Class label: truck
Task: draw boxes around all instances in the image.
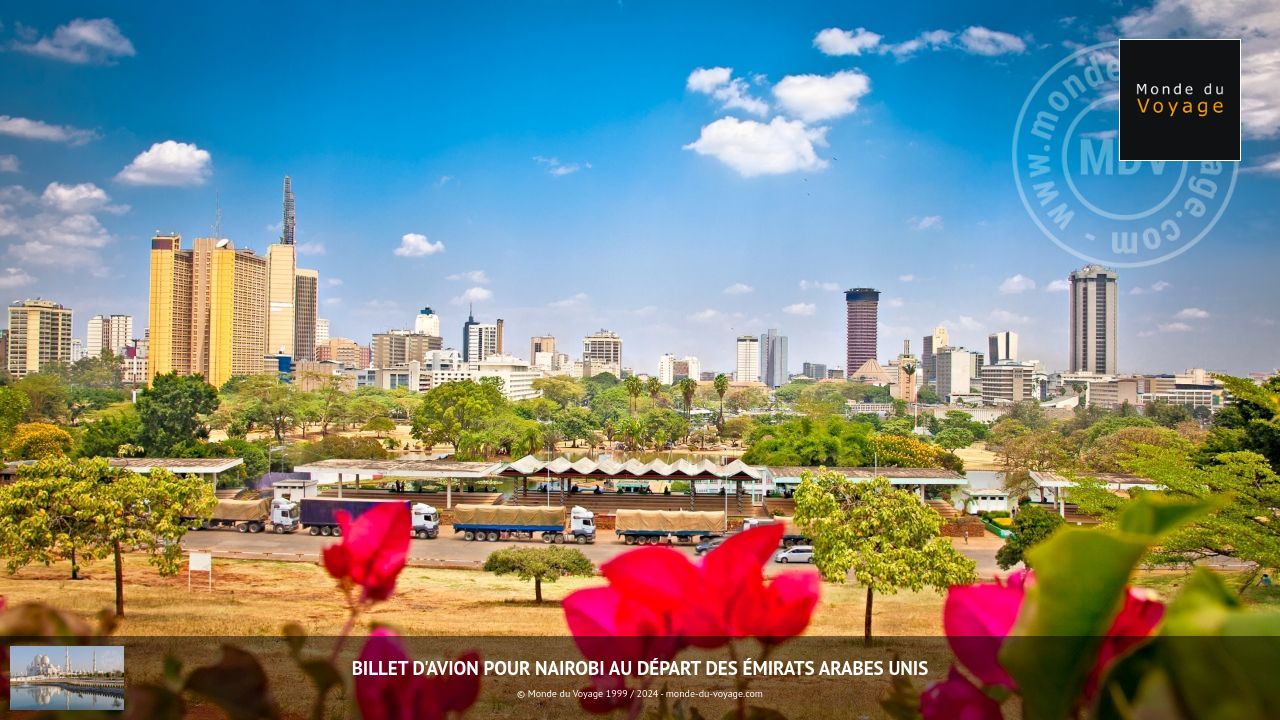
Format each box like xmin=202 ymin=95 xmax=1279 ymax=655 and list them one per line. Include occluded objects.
xmin=741 ymin=517 xmax=810 ymax=547
xmin=615 ymin=509 xmax=726 ymax=545
xmin=193 ymin=498 xmax=300 ymax=534
xmin=300 ymin=498 xmax=440 ymax=539
xmin=452 ymin=504 xmax=596 ymax=544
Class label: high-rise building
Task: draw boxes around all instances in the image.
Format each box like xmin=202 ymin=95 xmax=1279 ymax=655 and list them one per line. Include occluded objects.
xmin=530 ymin=335 xmax=556 ymax=367
xmin=934 ymin=346 xmax=973 ymax=403
xmin=583 ymin=330 xmax=622 ymax=376
xmin=735 ymin=335 xmax=760 ymax=383
xmin=294 ymin=269 xmax=318 ymax=363
xmin=658 ymin=353 xmax=676 ymax=385
xmin=672 ymin=357 xmax=700 ymax=383
xmin=316 ymin=337 xmax=362 ymax=367
xmin=373 ymin=330 xmax=444 ymax=367
xmin=315 ymin=318 xmax=330 ymax=348
xmin=988 ymin=331 xmax=1019 ymax=364
xmin=759 ymin=328 xmax=789 ymax=387
xmin=845 ymin=288 xmax=879 ymax=379
xmin=464 ymin=311 xmax=503 ymax=363
xmin=981 ymin=362 xmax=1038 ymax=405
xmin=86 ymin=314 xmax=135 ymax=357
xmin=86 ymin=316 xmax=106 ymax=357
xmin=414 ymin=307 xmax=441 ymax=337
xmin=7 ymin=299 xmax=73 ymax=378
xmin=266 ymin=243 xmax=297 ymax=356
xmin=921 ymin=326 xmax=949 ymax=388
xmin=802 ymin=362 xmax=828 ymax=380
xmin=1068 ymin=265 xmax=1118 ymax=374
xmin=147 ymin=234 xmax=267 ymax=387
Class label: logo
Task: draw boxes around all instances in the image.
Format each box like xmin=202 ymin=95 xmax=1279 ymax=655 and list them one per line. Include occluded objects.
xmin=1013 ymin=42 xmax=1237 ymax=268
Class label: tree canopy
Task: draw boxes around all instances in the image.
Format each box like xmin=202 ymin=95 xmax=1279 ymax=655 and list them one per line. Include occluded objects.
xmin=482 ymin=546 xmax=595 ymax=602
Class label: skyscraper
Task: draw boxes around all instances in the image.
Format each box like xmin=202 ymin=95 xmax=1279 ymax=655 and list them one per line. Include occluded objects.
xmin=415 ymin=307 xmax=441 ymax=336
xmin=921 ymin=326 xmax=949 ymax=388
xmin=988 ymin=331 xmax=1019 ymax=364
xmin=1068 ymin=265 xmax=1118 ymax=374
xmin=315 ymin=318 xmax=330 ymax=348
xmin=735 ymin=335 xmax=760 ymax=383
xmin=845 ymin=288 xmax=879 ymax=379
xmin=373 ymin=330 xmax=444 ymax=367
xmin=759 ymin=328 xmax=789 ymax=387
xmin=7 ymin=299 xmax=73 ymax=378
xmin=463 ymin=309 xmax=503 ymax=363
xmin=294 ymin=269 xmax=318 ymax=363
xmin=147 ymin=234 xmax=267 ymax=387
xmin=86 ymin=314 xmax=134 ymax=357
xmin=282 ymin=175 xmax=296 ymax=246
xmin=530 ymin=335 xmax=556 ymax=368
xmin=582 ymin=330 xmax=622 ymax=376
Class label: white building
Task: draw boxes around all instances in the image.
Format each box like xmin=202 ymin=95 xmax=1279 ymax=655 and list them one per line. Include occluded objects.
xmin=658 ymin=353 xmax=676 ymax=385
xmin=988 ymin=331 xmax=1018 ymax=364
xmin=980 ymin=362 xmax=1038 ymax=405
xmin=413 ymin=307 xmax=441 ymax=336
xmin=934 ymin=346 xmax=974 ymax=403
xmin=315 ymin=318 xmax=330 ymax=346
xmin=466 ymin=322 xmax=502 ymax=363
xmin=735 ymin=336 xmax=760 ymax=383
xmin=1068 ymin=264 xmax=1118 ymax=375
xmin=121 ymin=355 xmax=147 ymax=384
xmin=474 ymin=354 xmax=543 ymax=401
xmin=583 ymin=330 xmax=622 ymax=377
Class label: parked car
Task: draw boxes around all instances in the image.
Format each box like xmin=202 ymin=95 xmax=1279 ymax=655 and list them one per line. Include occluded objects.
xmin=774 ymin=545 xmax=814 ymax=564
xmin=694 ymin=536 xmax=727 ymax=556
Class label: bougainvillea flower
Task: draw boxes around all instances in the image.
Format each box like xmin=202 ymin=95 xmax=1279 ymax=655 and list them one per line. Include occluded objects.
xmin=920 ymin=667 xmax=1003 ymax=720
xmin=747 ymin=570 xmax=822 ymax=644
xmin=322 ymin=502 xmax=410 ymax=602
xmin=942 ymin=570 xmax=1029 ymax=690
xmin=563 ymin=586 xmax=681 ymax=665
xmin=355 ymin=628 xmax=481 ymax=720
xmin=1086 ymin=587 xmax=1165 ymax=697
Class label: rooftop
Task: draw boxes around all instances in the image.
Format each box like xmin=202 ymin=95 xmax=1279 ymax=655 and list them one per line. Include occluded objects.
xmin=293 ymin=459 xmax=504 ymax=478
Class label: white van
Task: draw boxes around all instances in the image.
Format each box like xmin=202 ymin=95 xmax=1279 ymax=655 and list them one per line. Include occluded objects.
xmin=774 ymin=545 xmax=814 ymax=564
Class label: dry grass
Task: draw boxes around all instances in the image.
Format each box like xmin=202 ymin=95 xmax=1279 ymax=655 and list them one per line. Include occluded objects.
xmin=953 ymin=442 xmax=1001 ymax=471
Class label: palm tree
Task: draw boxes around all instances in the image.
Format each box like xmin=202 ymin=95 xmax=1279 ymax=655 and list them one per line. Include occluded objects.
xmin=678 ymin=377 xmax=698 ymax=443
xmin=713 ymin=373 xmax=729 ymax=430
xmin=902 ymin=362 xmax=918 ymax=427
xmin=623 ymin=375 xmax=643 ymax=415
xmin=646 ymin=376 xmax=662 ymax=407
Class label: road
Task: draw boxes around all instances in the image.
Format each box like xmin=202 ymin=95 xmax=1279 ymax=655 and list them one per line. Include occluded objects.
xmin=181 ymin=526 xmax=1002 ymax=576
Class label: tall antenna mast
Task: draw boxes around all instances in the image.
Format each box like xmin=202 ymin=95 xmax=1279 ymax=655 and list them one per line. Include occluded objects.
xmin=282 ymin=175 xmax=296 ymax=245
xmin=212 ymin=190 xmax=222 ymax=239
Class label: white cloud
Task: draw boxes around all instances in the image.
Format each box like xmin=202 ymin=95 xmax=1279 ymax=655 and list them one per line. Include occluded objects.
xmin=451 ymin=286 xmax=492 ymax=305
xmin=324 ymin=277 xmax=343 ymax=287
xmin=533 ymin=156 xmax=591 ymax=176
xmin=115 ymin=141 xmax=212 ymax=186
xmin=909 ymin=215 xmax=943 ymax=231
xmin=783 ymin=302 xmax=817 ymax=316
xmin=0 ymin=267 xmax=35 ymax=289
xmin=898 ymin=274 xmax=916 ymax=282
xmin=1158 ymin=322 xmax=1193 ymax=333
xmin=686 ymin=67 xmax=769 ymax=116
xmin=990 ymin=309 xmax=1031 ymax=324
xmin=434 ymin=175 xmax=453 ymax=187
xmin=940 ymin=315 xmax=985 ymax=332
xmin=1118 ymin=0 xmax=1280 ymax=138
xmin=447 ymin=270 xmax=490 ymax=283
xmin=1045 ymin=279 xmax=1071 ymax=292
xmin=772 ymin=70 xmax=871 ymax=122
xmin=630 ymin=305 xmax=658 ymax=317
xmin=296 ymin=241 xmax=326 ymax=256
xmin=688 ymin=308 xmax=723 ymax=322
xmin=884 ymin=297 xmax=905 ymax=308
xmin=549 ymin=293 xmax=589 ymax=309
xmin=0 ymin=183 xmax=115 ymax=270
xmin=13 ymin=18 xmax=135 ymax=65
xmin=0 ymin=155 xmax=18 ymax=173
xmin=998 ymin=274 xmax=1037 ymax=294
xmin=957 ymin=26 xmax=1026 ymax=56
xmin=40 ymin=182 xmax=116 ymax=213
xmin=723 ymin=282 xmax=754 ymax=295
xmin=1130 ymin=280 xmax=1172 ymax=295
xmin=814 ymin=27 xmax=883 ymax=56
xmin=322 ymin=297 xmax=343 ymax=307
xmin=1244 ymin=152 xmax=1280 ymax=176
xmin=884 ymin=30 xmax=954 ymax=59
xmin=0 ymin=115 xmax=97 ymax=145
xmin=1175 ymin=307 xmax=1210 ymax=319
xmin=799 ymin=280 xmax=840 ymax=291
xmin=684 ymin=117 xmax=828 ymax=177
xmin=394 ymin=232 xmax=444 ymax=257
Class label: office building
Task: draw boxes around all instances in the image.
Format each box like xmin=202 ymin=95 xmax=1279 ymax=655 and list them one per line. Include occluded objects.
xmin=372 ymin=330 xmax=444 ymax=367
xmin=582 ymin=330 xmax=622 ymax=377
xmin=7 ymin=299 xmax=73 ymax=378
xmin=147 ymin=234 xmax=268 ymax=387
xmin=735 ymin=335 xmax=760 ymax=383
xmin=988 ymin=331 xmax=1018 ymax=364
xmin=315 ymin=337 xmax=364 ymax=367
xmin=294 ymin=269 xmax=318 ymax=363
xmin=315 ymin=318 xmax=330 ymax=348
xmin=414 ymin=307 xmax=441 ymax=337
xmin=981 ymin=362 xmax=1038 ymax=405
xmin=658 ymin=353 xmax=676 ymax=385
xmin=845 ymin=288 xmax=879 ymax=379
xmin=473 ymin=354 xmax=543 ymax=401
xmin=87 ymin=314 xmax=134 ymax=357
xmin=921 ymin=326 xmax=949 ymax=388
xmin=530 ymin=335 xmax=556 ymax=368
xmin=463 ymin=311 xmax=503 ymax=363
xmin=759 ymin=328 xmax=788 ymax=388
xmin=802 ymin=362 xmax=828 ymax=380
xmin=266 ymin=242 xmax=296 ymax=356
xmin=933 ymin=346 xmax=973 ymax=403
xmin=86 ymin=316 xmax=105 ymax=357
xmin=1069 ymin=264 xmax=1118 ymax=374
xmin=673 ymin=357 xmax=700 ymax=382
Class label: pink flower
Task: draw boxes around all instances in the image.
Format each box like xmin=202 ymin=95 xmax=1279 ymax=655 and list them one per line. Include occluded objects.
xmin=355 ymin=628 xmax=481 ymax=720
xmin=322 ymin=503 xmax=411 ymax=602
xmin=943 ymin=570 xmax=1028 ymax=690
xmin=1086 ymin=588 xmax=1165 ymax=696
xmin=920 ymin=667 xmax=1003 ymax=720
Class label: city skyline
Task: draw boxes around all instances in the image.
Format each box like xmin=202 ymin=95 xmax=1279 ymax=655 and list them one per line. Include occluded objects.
xmin=2 ymin=3 xmax=1278 ymax=375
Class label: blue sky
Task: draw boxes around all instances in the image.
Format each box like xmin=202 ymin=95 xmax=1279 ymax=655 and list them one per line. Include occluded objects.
xmin=10 ymin=645 xmax=124 ymax=675
xmin=1 ymin=1 xmax=1277 ymax=375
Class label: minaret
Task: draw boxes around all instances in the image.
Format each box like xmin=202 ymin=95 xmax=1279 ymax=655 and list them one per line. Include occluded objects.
xmin=282 ymin=176 xmax=296 ymax=245
xmin=65 ymin=648 xmax=70 ymax=675
xmin=93 ymin=649 xmax=97 ymax=674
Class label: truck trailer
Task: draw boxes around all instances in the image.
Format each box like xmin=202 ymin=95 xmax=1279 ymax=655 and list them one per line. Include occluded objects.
xmin=194 ymin=498 xmax=300 ymax=534
xmin=452 ymin=504 xmax=596 ymax=544
xmin=299 ymin=498 xmax=440 ymax=538
xmin=741 ymin=517 xmax=811 ymax=547
xmin=615 ymin=509 xmax=725 ymax=545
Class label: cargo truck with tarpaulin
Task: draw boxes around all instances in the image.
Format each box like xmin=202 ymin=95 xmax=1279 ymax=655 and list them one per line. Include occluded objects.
xmin=742 ymin=517 xmax=811 ymax=547
xmin=452 ymin=504 xmax=596 ymax=543
xmin=191 ymin=498 xmax=300 ymax=534
xmin=615 ymin=509 xmax=725 ymax=545
xmin=299 ymin=498 xmax=440 ymax=538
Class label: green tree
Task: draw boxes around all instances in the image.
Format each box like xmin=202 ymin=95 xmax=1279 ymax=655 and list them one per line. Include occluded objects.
xmin=6 ymin=422 xmax=74 ymax=460
xmin=302 ymin=371 xmax=351 ymax=436
xmin=77 ymin=407 xmax=144 ymax=458
xmin=1208 ymin=374 xmax=1280 ymax=471
xmin=482 ymin=546 xmax=595 ymax=602
xmin=793 ymin=470 xmax=975 ymax=645
xmin=0 ymin=386 xmax=31 ymax=442
xmin=713 ymin=373 xmax=730 ymax=427
xmin=678 ymin=377 xmax=698 ymax=415
xmin=411 ymin=380 xmax=505 ymax=451
xmin=553 ymin=406 xmax=597 ymax=448
xmin=646 ymin=376 xmax=662 ymax=408
xmin=234 ymin=374 xmax=301 ymax=442
xmin=14 ymin=373 xmax=70 ymax=422
xmin=137 ymin=373 xmax=220 ymax=455
xmin=588 ymin=385 xmax=631 ymax=427
xmin=363 ymin=416 xmax=396 ymax=437
xmin=914 ymin=385 xmax=941 ymax=405
xmin=995 ymin=506 xmax=1065 ymax=570
xmin=532 ymin=376 xmax=587 ymax=408
xmin=623 ymin=374 xmax=643 ymax=415
xmin=934 ymin=427 xmax=975 ymax=450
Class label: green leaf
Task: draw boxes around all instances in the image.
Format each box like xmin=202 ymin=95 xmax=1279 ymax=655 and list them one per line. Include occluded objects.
xmin=1116 ymin=495 xmax=1212 ymax=539
xmin=183 ymin=645 xmax=280 ymax=720
xmin=162 ymin=653 xmax=184 ymax=689
xmin=1128 ymin=669 xmax=1187 ymax=720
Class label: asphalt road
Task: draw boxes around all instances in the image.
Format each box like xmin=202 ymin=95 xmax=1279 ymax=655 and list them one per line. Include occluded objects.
xmin=181 ymin=526 xmax=1002 ymax=576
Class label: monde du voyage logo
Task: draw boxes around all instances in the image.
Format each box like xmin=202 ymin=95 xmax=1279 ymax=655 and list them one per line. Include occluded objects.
xmin=1013 ymin=39 xmax=1240 ymax=268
